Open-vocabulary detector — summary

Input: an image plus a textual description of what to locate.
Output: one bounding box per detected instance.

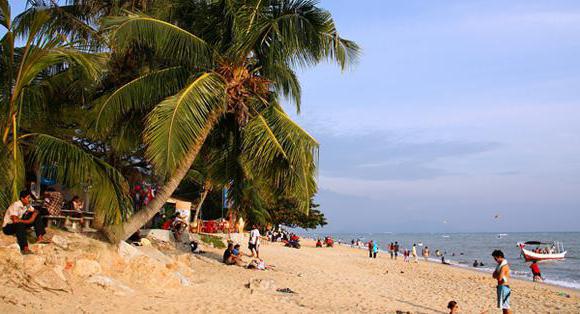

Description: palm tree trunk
[192,186,209,233]
[102,114,220,243]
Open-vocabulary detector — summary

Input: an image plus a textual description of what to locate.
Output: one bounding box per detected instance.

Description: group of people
[315,236,334,248]
[2,189,91,254]
[222,225,274,271]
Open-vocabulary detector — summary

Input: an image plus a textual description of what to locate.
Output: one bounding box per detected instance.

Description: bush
[200,234,226,249]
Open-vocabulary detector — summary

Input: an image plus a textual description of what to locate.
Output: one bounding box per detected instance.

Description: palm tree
[94,0,359,242]
[0,1,132,223]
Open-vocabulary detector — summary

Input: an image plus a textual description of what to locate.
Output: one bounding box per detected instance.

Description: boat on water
[517,241,567,261]
[497,233,508,239]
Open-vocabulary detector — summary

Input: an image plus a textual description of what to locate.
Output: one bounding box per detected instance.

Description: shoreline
[334,241,580,292]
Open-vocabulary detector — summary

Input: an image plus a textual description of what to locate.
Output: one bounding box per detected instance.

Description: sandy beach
[0,230,578,314]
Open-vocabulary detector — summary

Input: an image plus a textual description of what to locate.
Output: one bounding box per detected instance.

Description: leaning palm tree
[95,0,359,242]
[0,1,132,223]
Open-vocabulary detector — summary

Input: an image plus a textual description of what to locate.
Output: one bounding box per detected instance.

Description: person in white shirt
[2,190,49,254]
[248,225,261,258]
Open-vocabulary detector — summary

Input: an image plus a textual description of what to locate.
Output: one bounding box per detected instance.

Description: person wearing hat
[2,190,50,254]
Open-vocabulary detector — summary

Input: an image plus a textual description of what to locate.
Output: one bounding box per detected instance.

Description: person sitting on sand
[492,250,512,314]
[316,239,322,247]
[2,190,50,254]
[441,255,450,265]
[530,260,543,282]
[223,243,243,266]
[447,300,459,313]
[473,260,479,267]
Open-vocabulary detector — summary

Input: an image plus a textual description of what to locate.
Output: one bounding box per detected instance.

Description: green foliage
[199,234,226,249]
[269,199,327,230]
[30,134,132,224]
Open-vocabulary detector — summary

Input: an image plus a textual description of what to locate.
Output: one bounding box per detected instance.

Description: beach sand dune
[0,232,578,313]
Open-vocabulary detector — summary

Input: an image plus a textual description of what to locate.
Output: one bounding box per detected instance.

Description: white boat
[517,241,567,262]
[497,233,508,239]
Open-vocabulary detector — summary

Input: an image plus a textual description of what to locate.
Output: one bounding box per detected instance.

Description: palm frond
[29,134,132,224]
[0,0,10,30]
[261,61,301,111]
[104,14,211,68]
[92,66,189,136]
[242,104,318,212]
[144,72,226,178]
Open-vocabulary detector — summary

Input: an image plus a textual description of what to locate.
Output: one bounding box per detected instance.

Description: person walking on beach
[530,261,543,282]
[422,246,430,261]
[368,241,374,258]
[394,241,399,260]
[492,250,512,314]
[389,242,394,259]
[412,243,418,263]
[372,241,378,258]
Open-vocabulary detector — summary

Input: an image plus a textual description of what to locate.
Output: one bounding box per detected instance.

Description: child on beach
[492,250,512,314]
[422,246,429,261]
[530,261,543,282]
[447,300,459,313]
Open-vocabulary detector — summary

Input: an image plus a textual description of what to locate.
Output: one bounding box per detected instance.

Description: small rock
[248,278,276,292]
[53,266,67,282]
[73,259,102,277]
[51,235,70,250]
[23,255,46,274]
[87,275,134,296]
[118,241,143,262]
[174,272,190,286]
[141,229,175,243]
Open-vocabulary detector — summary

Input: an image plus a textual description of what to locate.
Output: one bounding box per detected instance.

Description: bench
[45,211,96,232]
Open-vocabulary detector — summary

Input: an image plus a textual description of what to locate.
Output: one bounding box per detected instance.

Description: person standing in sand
[389,242,394,259]
[492,250,512,314]
[372,241,378,258]
[412,244,418,263]
[422,246,430,261]
[368,241,373,258]
[248,225,261,258]
[394,241,399,260]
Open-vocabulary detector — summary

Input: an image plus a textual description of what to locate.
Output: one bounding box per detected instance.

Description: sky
[288,0,580,233]
[4,1,580,233]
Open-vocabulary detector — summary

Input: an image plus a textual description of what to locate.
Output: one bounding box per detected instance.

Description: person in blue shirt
[372,241,378,258]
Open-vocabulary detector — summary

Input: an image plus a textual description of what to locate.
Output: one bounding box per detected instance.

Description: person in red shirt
[530,261,543,282]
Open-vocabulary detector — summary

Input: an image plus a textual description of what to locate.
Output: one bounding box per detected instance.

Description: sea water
[301,231,580,290]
